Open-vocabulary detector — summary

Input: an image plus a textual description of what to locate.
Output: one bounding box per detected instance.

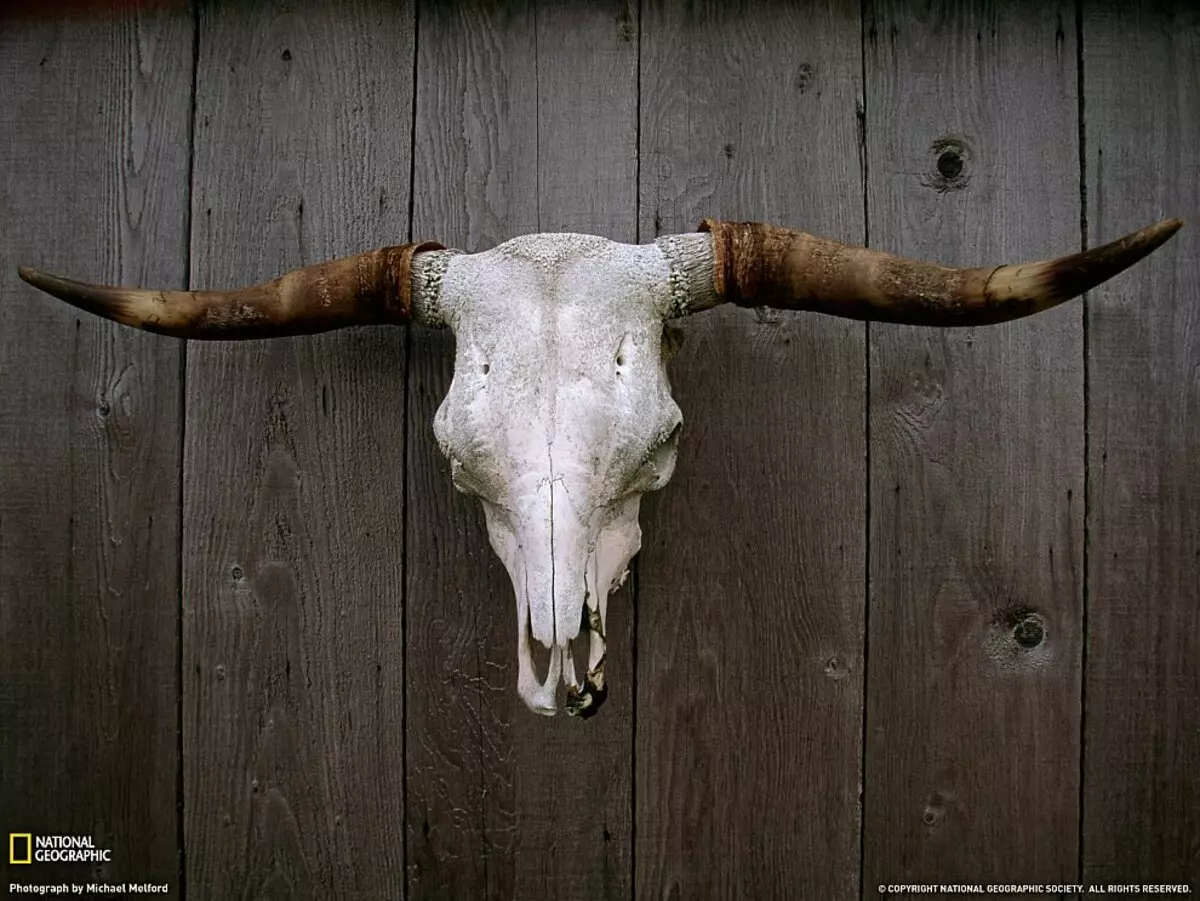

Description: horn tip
[1153,217,1184,237]
[1131,217,1184,256]
[17,265,76,300]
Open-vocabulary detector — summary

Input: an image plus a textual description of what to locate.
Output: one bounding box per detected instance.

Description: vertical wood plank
[1082,1,1200,886]
[406,6,538,896]
[637,2,866,898]
[0,9,191,890]
[863,0,1084,886]
[183,3,414,896]
[406,1,637,897]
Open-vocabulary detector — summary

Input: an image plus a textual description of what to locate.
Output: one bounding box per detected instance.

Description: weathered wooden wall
[0,1,1195,899]
[862,1,1085,886]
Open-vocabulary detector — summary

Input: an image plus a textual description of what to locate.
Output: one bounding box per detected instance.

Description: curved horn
[679,218,1181,326]
[17,241,445,339]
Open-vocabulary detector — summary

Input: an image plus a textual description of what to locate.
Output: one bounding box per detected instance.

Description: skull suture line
[19,215,1182,716]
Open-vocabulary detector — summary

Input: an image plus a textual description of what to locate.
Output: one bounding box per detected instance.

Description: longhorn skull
[18,216,1182,716]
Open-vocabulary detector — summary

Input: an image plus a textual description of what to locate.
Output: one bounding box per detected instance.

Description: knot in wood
[1013,612,1045,649]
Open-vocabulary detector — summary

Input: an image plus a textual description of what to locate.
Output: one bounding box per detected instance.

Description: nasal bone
[524,481,588,650]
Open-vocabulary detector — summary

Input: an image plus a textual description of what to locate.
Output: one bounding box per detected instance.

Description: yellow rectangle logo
[9,832,32,864]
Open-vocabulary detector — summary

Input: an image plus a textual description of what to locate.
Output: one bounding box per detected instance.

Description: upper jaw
[515,590,608,717]
[508,520,639,718]
[512,539,614,717]
[483,491,643,718]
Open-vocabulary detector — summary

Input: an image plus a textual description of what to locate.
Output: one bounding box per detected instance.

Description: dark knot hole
[937,150,964,180]
[1013,614,1045,649]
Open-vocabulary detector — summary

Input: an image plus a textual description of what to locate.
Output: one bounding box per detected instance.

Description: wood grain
[2,3,1195,894]
[182,2,415,897]
[0,8,191,891]
[405,1,637,898]
[862,0,1084,889]
[1082,0,1200,886]
[637,2,866,898]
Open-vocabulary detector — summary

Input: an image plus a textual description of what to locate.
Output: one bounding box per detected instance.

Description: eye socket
[450,456,487,497]
[449,456,511,511]
[625,420,682,495]
[644,420,682,459]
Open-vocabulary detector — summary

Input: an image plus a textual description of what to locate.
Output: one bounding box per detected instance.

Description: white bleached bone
[427,234,698,715]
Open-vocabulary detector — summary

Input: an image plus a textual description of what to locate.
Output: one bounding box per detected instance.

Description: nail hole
[281,49,292,61]
[231,565,244,580]
[824,655,850,680]
[481,362,490,375]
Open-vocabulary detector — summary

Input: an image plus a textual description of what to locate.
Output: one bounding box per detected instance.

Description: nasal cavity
[526,612,553,685]
[569,601,592,683]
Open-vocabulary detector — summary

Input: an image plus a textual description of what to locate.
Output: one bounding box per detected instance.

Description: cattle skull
[18,215,1182,716]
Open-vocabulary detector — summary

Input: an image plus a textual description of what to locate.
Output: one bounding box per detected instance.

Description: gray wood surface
[405,1,637,898]
[182,2,415,896]
[1082,0,1200,886]
[862,0,1085,888]
[0,9,192,889]
[637,2,867,898]
[1,3,1195,898]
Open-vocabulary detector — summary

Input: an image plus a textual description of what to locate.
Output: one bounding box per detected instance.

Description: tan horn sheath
[699,218,1182,326]
[17,241,444,339]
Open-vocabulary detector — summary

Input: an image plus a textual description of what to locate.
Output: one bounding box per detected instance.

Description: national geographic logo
[9,833,31,864]
[8,833,112,864]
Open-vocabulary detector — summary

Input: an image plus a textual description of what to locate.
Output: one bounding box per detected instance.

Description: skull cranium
[428,234,689,714]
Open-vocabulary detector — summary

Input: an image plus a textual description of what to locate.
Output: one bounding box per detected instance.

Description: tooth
[587,588,606,672]
[562,641,579,689]
[565,585,610,718]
